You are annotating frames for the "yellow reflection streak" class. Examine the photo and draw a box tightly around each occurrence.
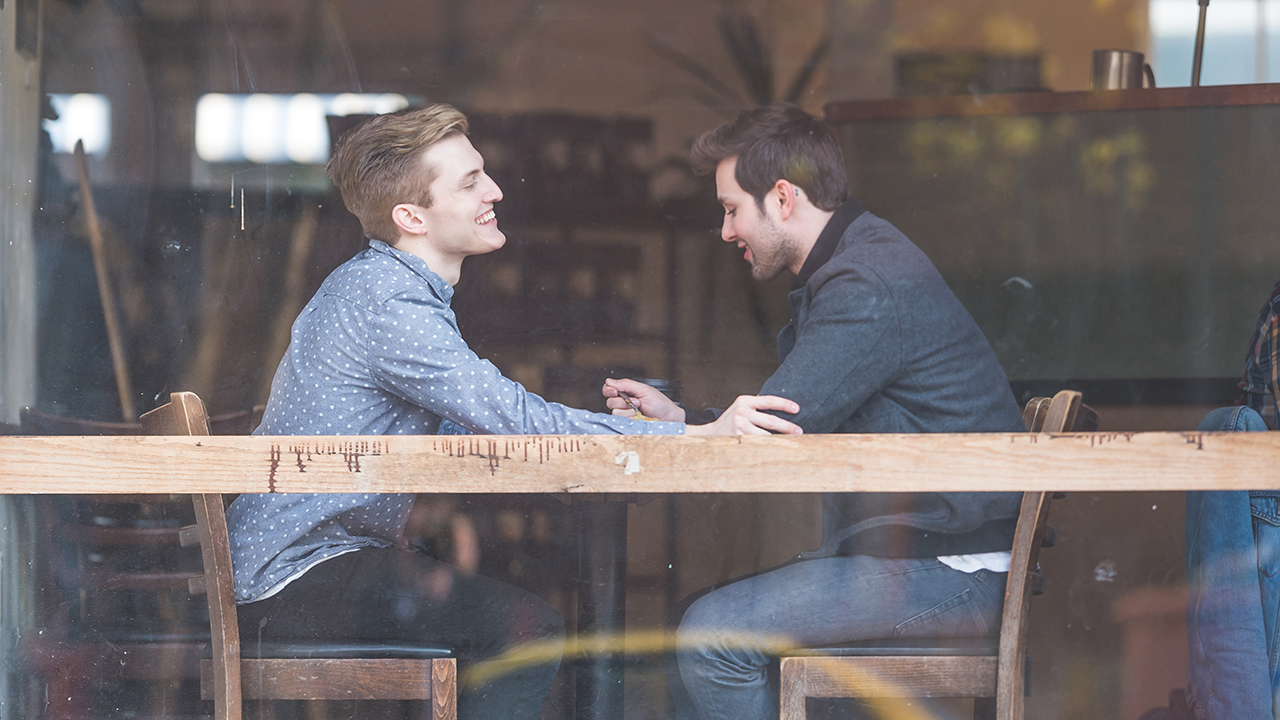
[463,630,971,720]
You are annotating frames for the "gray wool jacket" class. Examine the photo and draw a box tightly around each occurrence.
[694,197,1026,558]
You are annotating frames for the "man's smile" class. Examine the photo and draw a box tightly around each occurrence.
[475,209,496,225]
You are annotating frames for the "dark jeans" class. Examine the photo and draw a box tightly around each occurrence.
[667,556,1007,720]
[1186,406,1278,719]
[237,547,564,720]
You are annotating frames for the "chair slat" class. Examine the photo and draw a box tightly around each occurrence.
[784,655,997,698]
[200,658,447,700]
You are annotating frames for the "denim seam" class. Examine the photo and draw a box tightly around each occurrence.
[892,588,975,638]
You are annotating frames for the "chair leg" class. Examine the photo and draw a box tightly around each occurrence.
[779,658,807,720]
[431,658,457,720]
[974,696,996,720]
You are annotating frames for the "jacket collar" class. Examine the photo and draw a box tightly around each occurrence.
[792,196,867,291]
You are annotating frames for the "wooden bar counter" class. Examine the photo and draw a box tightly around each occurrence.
[1,431,1276,494]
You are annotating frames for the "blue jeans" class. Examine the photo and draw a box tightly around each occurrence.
[1186,406,1279,719]
[670,555,1007,720]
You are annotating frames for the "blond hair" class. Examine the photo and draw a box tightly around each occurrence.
[326,104,470,243]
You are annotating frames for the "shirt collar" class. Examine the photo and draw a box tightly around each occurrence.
[791,196,867,290]
[368,239,455,303]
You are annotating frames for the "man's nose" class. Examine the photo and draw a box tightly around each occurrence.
[484,174,503,203]
[721,216,735,243]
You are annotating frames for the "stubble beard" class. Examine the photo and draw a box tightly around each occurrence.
[749,216,800,282]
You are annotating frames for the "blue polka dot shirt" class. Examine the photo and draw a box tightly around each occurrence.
[229,239,681,603]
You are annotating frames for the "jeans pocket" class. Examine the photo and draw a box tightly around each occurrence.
[1255,500,1280,580]
[892,588,990,639]
[1251,496,1280,530]
[1256,519,1280,682]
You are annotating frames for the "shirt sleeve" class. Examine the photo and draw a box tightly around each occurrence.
[364,290,682,436]
[758,264,902,434]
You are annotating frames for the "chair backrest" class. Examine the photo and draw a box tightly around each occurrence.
[1042,390,1100,433]
[1021,397,1051,432]
[140,392,244,720]
[1022,390,1099,433]
[140,392,212,436]
[997,389,1092,717]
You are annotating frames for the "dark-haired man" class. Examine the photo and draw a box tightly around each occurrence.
[234,104,801,720]
[605,102,1026,720]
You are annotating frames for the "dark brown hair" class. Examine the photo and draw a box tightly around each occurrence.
[326,104,469,243]
[690,102,847,211]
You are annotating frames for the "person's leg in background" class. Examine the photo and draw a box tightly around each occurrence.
[1252,492,1280,718]
[1186,406,1273,719]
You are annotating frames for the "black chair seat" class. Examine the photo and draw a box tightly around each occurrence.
[211,640,455,660]
[789,636,998,657]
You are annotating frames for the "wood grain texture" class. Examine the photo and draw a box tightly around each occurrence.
[787,656,996,698]
[431,659,457,720]
[779,658,807,720]
[994,492,1050,720]
[2,432,1279,493]
[824,82,1280,122]
[192,492,242,720]
[1043,392,1082,436]
[200,659,437,700]
[140,392,211,436]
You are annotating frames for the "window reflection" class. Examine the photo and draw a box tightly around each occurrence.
[1151,0,1280,84]
[194,92,409,164]
[43,94,112,156]
[4,0,1280,719]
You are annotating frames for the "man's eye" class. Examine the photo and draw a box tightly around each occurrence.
[725,209,735,217]
[464,182,477,190]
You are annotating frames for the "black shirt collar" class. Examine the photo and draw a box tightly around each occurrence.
[792,196,867,290]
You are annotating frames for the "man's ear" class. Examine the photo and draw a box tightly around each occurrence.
[392,203,430,237]
[772,179,796,221]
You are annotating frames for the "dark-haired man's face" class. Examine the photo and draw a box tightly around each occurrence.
[715,157,800,282]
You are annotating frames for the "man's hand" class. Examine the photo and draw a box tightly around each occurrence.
[685,395,803,435]
[602,378,685,422]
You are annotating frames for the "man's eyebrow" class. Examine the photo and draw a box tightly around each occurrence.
[458,168,481,186]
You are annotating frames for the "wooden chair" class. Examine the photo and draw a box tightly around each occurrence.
[777,389,1095,720]
[140,391,458,720]
[17,405,210,720]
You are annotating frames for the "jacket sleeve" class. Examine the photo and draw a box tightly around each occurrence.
[758,263,901,434]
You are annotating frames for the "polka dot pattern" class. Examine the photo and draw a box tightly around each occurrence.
[229,239,681,603]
